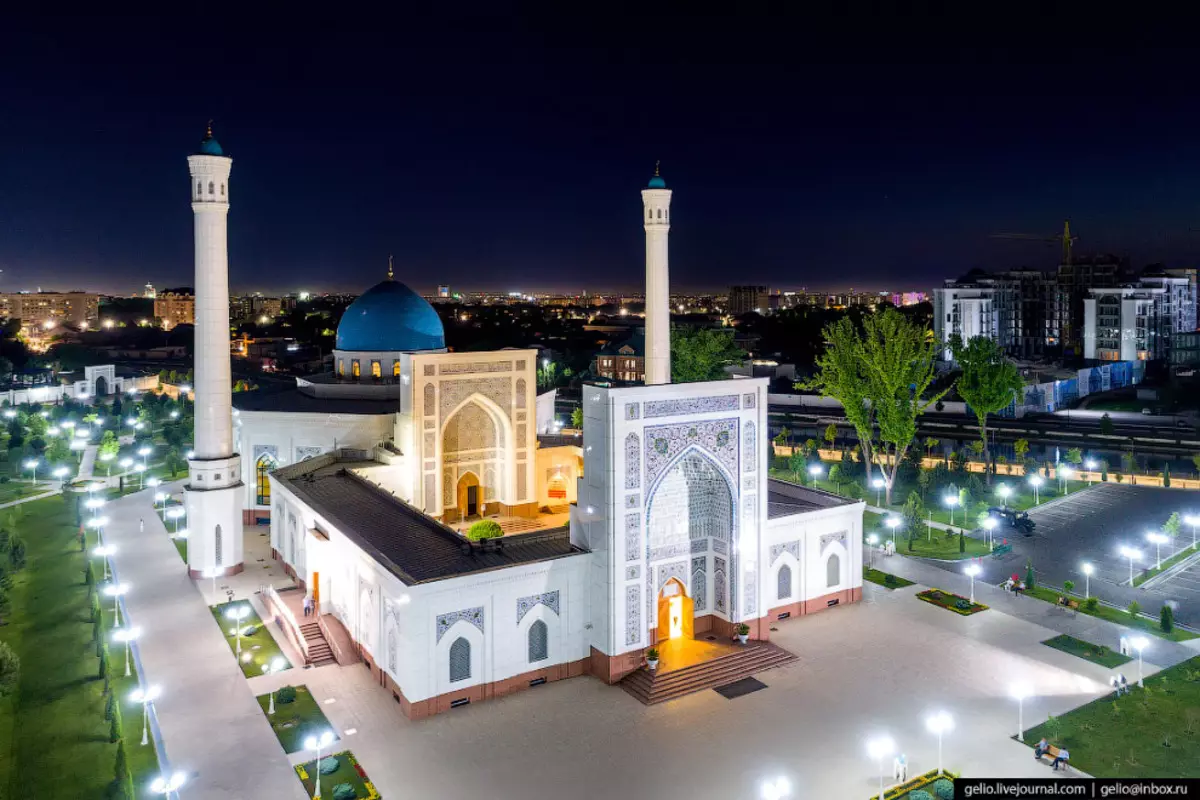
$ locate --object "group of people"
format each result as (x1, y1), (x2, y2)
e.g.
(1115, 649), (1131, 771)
(1002, 574), (1027, 594)
(1111, 673), (1131, 696)
(1033, 738), (1070, 771)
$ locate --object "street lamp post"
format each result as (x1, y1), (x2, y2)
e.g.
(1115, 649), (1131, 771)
(86, 515), (109, 548)
(104, 582), (129, 627)
(305, 730), (337, 798)
(134, 463), (146, 489)
(150, 772), (187, 799)
(261, 657), (287, 714)
(983, 517), (997, 551)
(925, 711), (953, 776)
(1120, 546), (1141, 585)
(965, 563), (981, 603)
(225, 605), (251, 655)
(52, 465), (70, 487)
(866, 736), (895, 800)
(1147, 532), (1167, 571)
(99, 451), (114, 476)
(130, 685), (160, 746)
(997, 484), (1011, 509)
(93, 544), (116, 580)
(1011, 685), (1029, 742)
(1029, 475), (1043, 505)
(1186, 514), (1200, 550)
(1132, 636), (1148, 687)
(943, 494), (958, 527)
(760, 777), (791, 800)
(167, 507), (186, 533)
(867, 534), (878, 569)
(885, 517), (900, 551)
(807, 464), (823, 487)
(1085, 459), (1097, 484)
(1059, 465), (1073, 495)
(872, 477), (886, 508)
(112, 626), (141, 677)
(1081, 562), (1093, 599)
(138, 446), (152, 466)
(23, 459), (39, 486)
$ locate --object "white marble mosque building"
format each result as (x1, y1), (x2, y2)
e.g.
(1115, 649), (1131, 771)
(188, 130), (864, 718)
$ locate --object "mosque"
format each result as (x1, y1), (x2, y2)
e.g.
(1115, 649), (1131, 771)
(186, 129), (864, 719)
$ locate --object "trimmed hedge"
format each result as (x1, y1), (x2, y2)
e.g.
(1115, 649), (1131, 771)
(466, 520), (503, 541)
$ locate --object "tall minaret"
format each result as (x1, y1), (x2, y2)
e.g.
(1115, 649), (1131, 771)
(642, 162), (672, 385)
(185, 123), (244, 577)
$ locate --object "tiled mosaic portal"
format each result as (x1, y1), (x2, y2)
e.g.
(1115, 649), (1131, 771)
(516, 590), (560, 624)
(436, 607), (485, 642)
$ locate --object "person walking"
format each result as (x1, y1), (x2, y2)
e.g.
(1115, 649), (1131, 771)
(139, 517), (144, 533)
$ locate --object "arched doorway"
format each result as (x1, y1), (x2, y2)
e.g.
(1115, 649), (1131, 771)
(93, 375), (108, 396)
(547, 472), (567, 502)
(457, 472), (481, 519)
(656, 577), (694, 643)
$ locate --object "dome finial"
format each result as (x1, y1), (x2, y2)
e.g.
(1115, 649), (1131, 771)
(206, 119), (213, 138)
(387, 255), (394, 281)
(654, 159), (660, 177)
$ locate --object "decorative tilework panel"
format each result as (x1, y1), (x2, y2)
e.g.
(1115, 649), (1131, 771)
(443, 471), (453, 504)
(517, 467), (527, 499)
(436, 607), (484, 642)
(624, 514), (640, 561)
(656, 561), (688, 592)
(625, 585), (641, 646)
(742, 421), (756, 473)
(424, 419), (435, 429)
(295, 445), (323, 461)
(742, 495), (756, 531)
(625, 494), (640, 509)
(439, 377), (512, 420)
(820, 531), (848, 552)
(743, 565), (757, 615)
(644, 395), (739, 419)
(424, 364), (436, 376)
(515, 379), (527, 409)
(625, 565), (641, 580)
(515, 411), (526, 422)
(743, 475), (756, 491)
(625, 403), (640, 420)
(769, 540), (801, 565)
(713, 539), (729, 555)
(516, 359), (526, 371)
(423, 383), (435, 415)
(691, 556), (707, 612)
(424, 475), (435, 508)
(516, 590), (560, 624)
(516, 423), (526, 442)
(424, 433), (435, 458)
(253, 444), (278, 462)
(742, 392), (756, 409)
(624, 433), (640, 490)
(440, 361), (512, 375)
(644, 418), (738, 489)
(649, 543), (689, 562)
(690, 538), (708, 554)
(714, 556), (727, 614)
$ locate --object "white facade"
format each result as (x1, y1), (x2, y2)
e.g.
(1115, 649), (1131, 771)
(185, 136), (244, 576)
(933, 285), (999, 359)
(0, 365), (155, 406)
(642, 176), (672, 385)
(1082, 280), (1193, 362)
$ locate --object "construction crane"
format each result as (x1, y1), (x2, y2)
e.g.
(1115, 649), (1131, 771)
(990, 220), (1077, 265)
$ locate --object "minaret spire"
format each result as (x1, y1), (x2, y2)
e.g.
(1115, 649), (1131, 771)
(642, 164), (672, 385)
(206, 119), (214, 138)
(387, 255), (394, 280)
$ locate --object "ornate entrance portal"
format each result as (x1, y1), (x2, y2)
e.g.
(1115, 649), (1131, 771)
(655, 578), (693, 643)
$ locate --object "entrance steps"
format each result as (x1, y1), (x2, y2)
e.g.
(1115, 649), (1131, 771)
(620, 640), (797, 706)
(300, 621), (336, 667)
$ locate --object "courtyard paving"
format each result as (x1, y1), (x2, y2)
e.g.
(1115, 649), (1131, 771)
(247, 577), (1149, 799)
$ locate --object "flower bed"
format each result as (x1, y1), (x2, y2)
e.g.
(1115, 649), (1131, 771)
(870, 769), (958, 799)
(916, 588), (987, 616)
(1042, 634), (1132, 668)
(257, 684), (335, 753)
(863, 567), (915, 589)
(209, 600), (293, 678)
(295, 751), (380, 799)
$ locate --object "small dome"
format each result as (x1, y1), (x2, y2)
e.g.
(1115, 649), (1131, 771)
(336, 279), (446, 352)
(198, 136), (224, 156)
(647, 175), (666, 189)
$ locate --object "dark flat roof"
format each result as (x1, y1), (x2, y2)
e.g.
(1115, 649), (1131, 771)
(767, 478), (857, 519)
(232, 387), (396, 415)
(273, 457), (584, 584)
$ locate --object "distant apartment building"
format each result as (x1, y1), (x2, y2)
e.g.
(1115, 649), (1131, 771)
(933, 283), (1007, 359)
(0, 291), (100, 329)
(154, 289), (195, 330)
(728, 285), (769, 315)
(594, 328), (645, 383)
(438, 285), (450, 298)
(1083, 276), (1195, 362)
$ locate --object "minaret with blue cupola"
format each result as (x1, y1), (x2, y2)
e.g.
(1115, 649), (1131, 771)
(185, 122), (244, 578)
(642, 162), (672, 385)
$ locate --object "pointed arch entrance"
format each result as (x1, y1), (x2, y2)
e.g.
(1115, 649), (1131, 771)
(655, 577), (694, 643)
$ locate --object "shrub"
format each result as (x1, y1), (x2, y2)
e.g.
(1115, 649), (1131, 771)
(318, 756), (340, 775)
(909, 791), (934, 800)
(1161, 604), (1175, 633)
(0, 641), (18, 698)
(884, 573), (897, 587)
(84, 561), (95, 593)
(109, 701), (123, 743)
(1128, 600), (1141, 618)
(105, 690), (117, 721)
(332, 783), (357, 800)
(1063, 580), (1075, 595)
(465, 520), (503, 541)
(99, 644), (111, 681)
(1163, 465), (1172, 487)
(242, 625), (259, 637)
(8, 536), (25, 569)
(91, 594), (102, 625)
(736, 623), (750, 635)
(954, 598), (971, 610)
(276, 685), (298, 704)
(1025, 561), (1036, 591)
(933, 778), (955, 800)
(958, 531), (965, 553)
(1084, 597), (1099, 612)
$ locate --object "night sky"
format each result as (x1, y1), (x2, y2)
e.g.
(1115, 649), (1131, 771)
(3, 19), (1200, 295)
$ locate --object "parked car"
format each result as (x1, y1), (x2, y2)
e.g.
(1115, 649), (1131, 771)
(987, 506), (1036, 535)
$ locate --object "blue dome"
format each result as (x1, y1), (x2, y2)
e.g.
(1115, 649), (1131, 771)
(336, 279), (446, 352)
(198, 132), (224, 156)
(647, 175), (667, 189)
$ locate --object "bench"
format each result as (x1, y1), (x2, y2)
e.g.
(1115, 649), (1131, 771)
(1037, 744), (1070, 771)
(991, 543), (1013, 557)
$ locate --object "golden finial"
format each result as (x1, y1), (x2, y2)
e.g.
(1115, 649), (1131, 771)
(387, 255), (394, 281)
(654, 160), (661, 177)
(206, 119), (213, 138)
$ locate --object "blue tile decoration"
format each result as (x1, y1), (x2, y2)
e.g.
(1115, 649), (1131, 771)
(644, 418), (739, 489)
(649, 543), (689, 562)
(691, 556), (707, 612)
(626, 565), (640, 580)
(436, 606), (484, 642)
(690, 538), (708, 554)
(656, 561), (688, 592)
(625, 403), (640, 420)
(517, 590), (560, 624)
(769, 540), (801, 565)
(743, 564), (757, 616)
(295, 445), (323, 461)
(820, 531), (848, 553)
(714, 556), (727, 614)
(253, 444), (278, 462)
(742, 392), (756, 409)
(625, 585), (641, 646)
(625, 493), (640, 509)
(625, 433), (640, 490)
(625, 514), (640, 562)
(742, 421), (756, 473)
(644, 395), (739, 419)
(713, 539), (729, 555)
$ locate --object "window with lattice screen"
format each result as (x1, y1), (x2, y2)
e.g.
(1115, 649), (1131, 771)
(777, 564), (792, 600)
(528, 620), (548, 663)
(449, 637), (470, 683)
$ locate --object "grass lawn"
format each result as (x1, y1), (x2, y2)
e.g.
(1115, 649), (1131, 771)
(210, 600), (293, 678)
(0, 497), (125, 799)
(1042, 634), (1133, 668)
(861, 508), (991, 560)
(0, 480), (49, 504)
(256, 685), (336, 754)
(863, 566), (915, 589)
(172, 536), (187, 563)
(1024, 586), (1199, 642)
(1023, 656), (1200, 778)
(295, 750), (379, 799)
(1133, 544), (1200, 587)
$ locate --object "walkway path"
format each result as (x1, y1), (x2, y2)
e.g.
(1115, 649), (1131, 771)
(876, 552), (1200, 665)
(77, 443), (98, 481)
(102, 486), (306, 799)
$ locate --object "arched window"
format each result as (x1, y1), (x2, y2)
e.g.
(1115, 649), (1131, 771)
(371, 360), (382, 378)
(826, 553), (841, 588)
(656, 208), (662, 219)
(647, 208), (653, 221)
(449, 637), (471, 683)
(337, 359), (345, 377)
(208, 181), (214, 195)
(777, 564), (792, 600)
(214, 524), (223, 566)
(256, 454), (277, 505)
(196, 181), (202, 195)
(515, 378), (527, 409)
(220, 183), (225, 196)
(393, 359), (400, 378)
(528, 620), (548, 663)
(352, 360), (361, 378)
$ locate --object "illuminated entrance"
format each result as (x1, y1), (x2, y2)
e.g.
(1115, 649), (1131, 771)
(655, 577), (693, 643)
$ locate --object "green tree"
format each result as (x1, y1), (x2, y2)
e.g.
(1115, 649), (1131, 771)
(948, 334), (1023, 486)
(902, 491), (923, 550)
(1063, 580), (1075, 595)
(570, 407), (583, 429)
(1128, 600), (1141, 618)
(1099, 413), (1115, 436)
(1161, 604), (1175, 633)
(924, 436), (939, 458)
(670, 327), (746, 383)
(805, 308), (945, 505)
(1013, 438), (1030, 465)
(1193, 452), (1200, 477)
(1024, 560), (1036, 590)
(1122, 450), (1137, 475)
(109, 700), (123, 743)
(113, 741), (133, 798)
(917, 468), (932, 500)
(1066, 448), (1083, 465)
(44, 436), (70, 468)
(823, 423), (838, 452)
(787, 450), (807, 481)
(1163, 464), (1171, 488)
(0, 640), (18, 697)
(536, 361), (558, 389)
(804, 438), (817, 457)
(99, 430), (120, 470)
(1164, 512), (1182, 541)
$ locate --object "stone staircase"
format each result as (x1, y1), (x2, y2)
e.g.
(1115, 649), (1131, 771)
(620, 641), (798, 706)
(300, 620), (336, 667)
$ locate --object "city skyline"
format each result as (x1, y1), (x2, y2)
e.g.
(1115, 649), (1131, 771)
(6, 23), (1200, 295)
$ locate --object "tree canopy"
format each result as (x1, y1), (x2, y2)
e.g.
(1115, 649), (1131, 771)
(949, 334), (1023, 483)
(670, 327), (746, 383)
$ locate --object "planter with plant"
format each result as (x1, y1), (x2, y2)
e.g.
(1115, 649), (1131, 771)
(645, 647), (659, 671)
(735, 623), (750, 644)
